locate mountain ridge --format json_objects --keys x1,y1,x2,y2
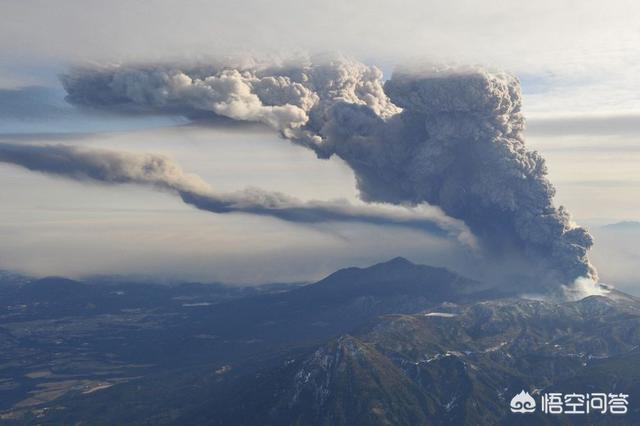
[{"x1": 2, "y1": 258, "x2": 639, "y2": 425}]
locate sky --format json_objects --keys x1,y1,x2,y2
[{"x1": 0, "y1": 0, "x2": 639, "y2": 293}]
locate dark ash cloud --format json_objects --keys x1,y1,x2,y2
[
  {"x1": 56, "y1": 57, "x2": 597, "y2": 288},
  {"x1": 0, "y1": 142, "x2": 469, "y2": 240}
]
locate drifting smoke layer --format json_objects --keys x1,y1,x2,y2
[
  {"x1": 61, "y1": 57, "x2": 596, "y2": 287},
  {"x1": 0, "y1": 142, "x2": 470, "y2": 240}
]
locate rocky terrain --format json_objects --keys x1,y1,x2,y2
[{"x1": 1, "y1": 259, "x2": 638, "y2": 425}]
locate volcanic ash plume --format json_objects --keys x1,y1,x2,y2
[
  {"x1": 327, "y1": 67, "x2": 597, "y2": 287},
  {"x1": 60, "y1": 58, "x2": 596, "y2": 287},
  {"x1": 0, "y1": 142, "x2": 469, "y2": 239}
]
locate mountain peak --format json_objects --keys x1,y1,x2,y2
[
  {"x1": 602, "y1": 220, "x2": 640, "y2": 230},
  {"x1": 309, "y1": 256, "x2": 479, "y2": 306},
  {"x1": 378, "y1": 256, "x2": 414, "y2": 267},
  {"x1": 21, "y1": 276, "x2": 88, "y2": 299}
]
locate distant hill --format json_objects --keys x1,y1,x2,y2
[
  {"x1": 20, "y1": 276, "x2": 89, "y2": 298},
  {"x1": 166, "y1": 257, "x2": 498, "y2": 359},
  {"x1": 601, "y1": 220, "x2": 640, "y2": 230}
]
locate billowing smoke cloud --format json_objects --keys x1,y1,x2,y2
[
  {"x1": 0, "y1": 142, "x2": 471, "y2": 240},
  {"x1": 60, "y1": 56, "x2": 596, "y2": 288}
]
